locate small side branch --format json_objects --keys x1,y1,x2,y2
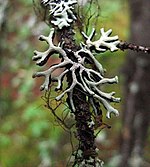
[{"x1": 118, "y1": 41, "x2": 150, "y2": 54}]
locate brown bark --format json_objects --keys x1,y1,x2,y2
[
  {"x1": 57, "y1": 27, "x2": 98, "y2": 166},
  {"x1": 119, "y1": 0, "x2": 150, "y2": 167}
]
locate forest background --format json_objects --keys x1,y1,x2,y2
[{"x1": 0, "y1": 0, "x2": 149, "y2": 167}]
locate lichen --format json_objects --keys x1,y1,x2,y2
[
  {"x1": 32, "y1": 28, "x2": 121, "y2": 118},
  {"x1": 41, "y1": 0, "x2": 77, "y2": 29}
]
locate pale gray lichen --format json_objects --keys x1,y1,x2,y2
[
  {"x1": 71, "y1": 149, "x2": 104, "y2": 167},
  {"x1": 82, "y1": 28, "x2": 120, "y2": 52},
  {"x1": 78, "y1": 158, "x2": 104, "y2": 167},
  {"x1": 41, "y1": 0, "x2": 77, "y2": 29},
  {"x1": 32, "y1": 28, "x2": 121, "y2": 118}
]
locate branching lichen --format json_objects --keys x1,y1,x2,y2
[
  {"x1": 33, "y1": 1, "x2": 150, "y2": 166},
  {"x1": 41, "y1": 0, "x2": 77, "y2": 29},
  {"x1": 32, "y1": 28, "x2": 120, "y2": 118},
  {"x1": 32, "y1": 1, "x2": 123, "y2": 166},
  {"x1": 82, "y1": 28, "x2": 120, "y2": 52}
]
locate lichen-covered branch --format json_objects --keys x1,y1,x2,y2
[
  {"x1": 32, "y1": 1, "x2": 150, "y2": 166},
  {"x1": 33, "y1": 28, "x2": 120, "y2": 118}
]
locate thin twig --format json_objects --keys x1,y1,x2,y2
[{"x1": 118, "y1": 41, "x2": 150, "y2": 54}]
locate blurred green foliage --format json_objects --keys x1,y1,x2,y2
[{"x1": 2, "y1": 0, "x2": 149, "y2": 167}]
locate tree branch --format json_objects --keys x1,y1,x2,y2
[{"x1": 118, "y1": 41, "x2": 150, "y2": 54}]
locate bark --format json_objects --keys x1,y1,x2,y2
[
  {"x1": 119, "y1": 0, "x2": 150, "y2": 167},
  {"x1": 58, "y1": 27, "x2": 98, "y2": 166},
  {"x1": 72, "y1": 87, "x2": 97, "y2": 166}
]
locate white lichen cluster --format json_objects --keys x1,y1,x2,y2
[
  {"x1": 82, "y1": 28, "x2": 120, "y2": 52},
  {"x1": 32, "y1": 28, "x2": 121, "y2": 118},
  {"x1": 41, "y1": 0, "x2": 77, "y2": 29},
  {"x1": 79, "y1": 158, "x2": 104, "y2": 167},
  {"x1": 71, "y1": 149, "x2": 104, "y2": 167}
]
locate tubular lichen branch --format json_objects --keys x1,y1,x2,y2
[
  {"x1": 32, "y1": 28, "x2": 67, "y2": 66},
  {"x1": 42, "y1": 0, "x2": 77, "y2": 29},
  {"x1": 82, "y1": 28, "x2": 120, "y2": 52},
  {"x1": 33, "y1": 28, "x2": 120, "y2": 118}
]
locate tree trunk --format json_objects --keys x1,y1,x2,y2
[{"x1": 119, "y1": 0, "x2": 150, "y2": 167}]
